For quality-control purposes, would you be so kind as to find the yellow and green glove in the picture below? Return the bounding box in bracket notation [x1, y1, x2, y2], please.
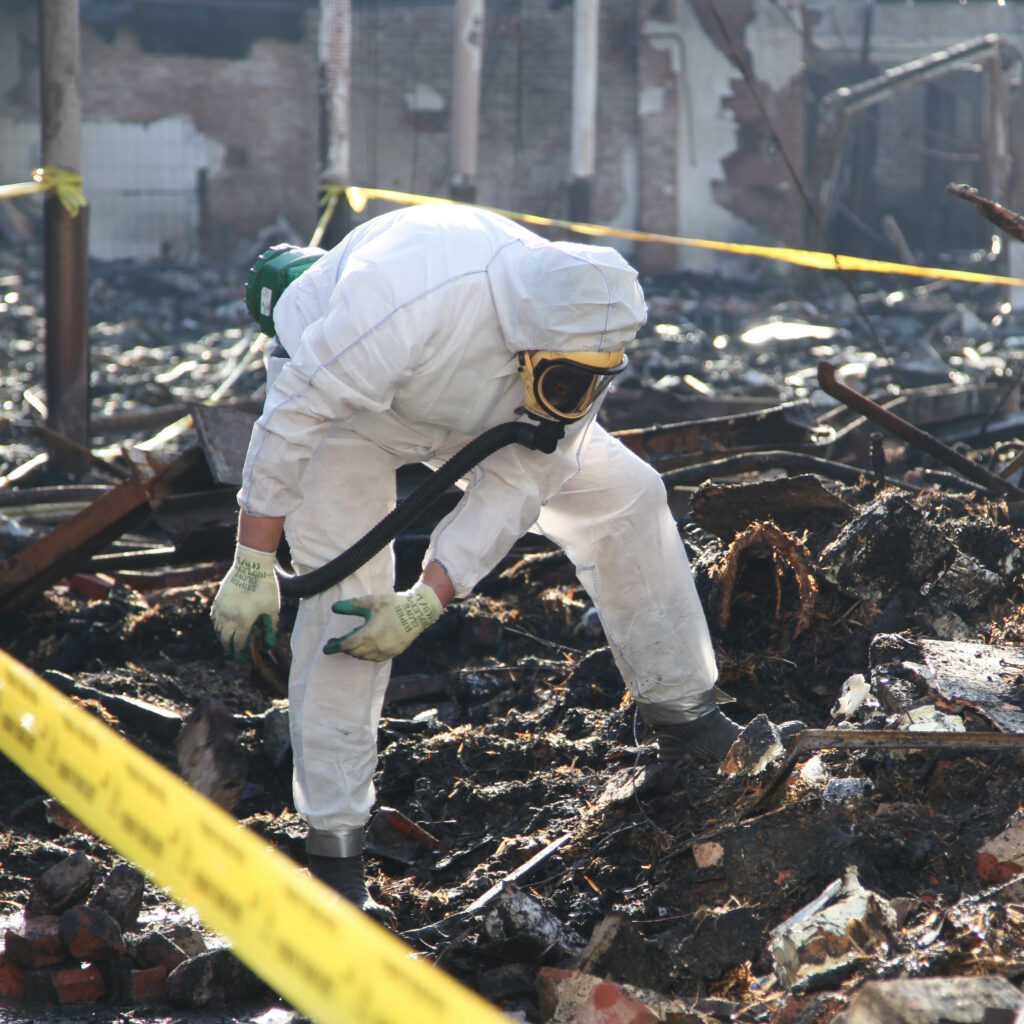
[210, 544, 280, 662]
[325, 581, 443, 661]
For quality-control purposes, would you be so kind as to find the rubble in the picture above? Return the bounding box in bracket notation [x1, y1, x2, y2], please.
[0, 851, 255, 1013]
[4, 232, 1024, 1024]
[719, 713, 785, 776]
[977, 811, 1024, 885]
[831, 976, 1023, 1024]
[768, 865, 897, 992]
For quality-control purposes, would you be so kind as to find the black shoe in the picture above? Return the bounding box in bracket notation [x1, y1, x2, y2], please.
[308, 854, 395, 927]
[646, 707, 742, 765]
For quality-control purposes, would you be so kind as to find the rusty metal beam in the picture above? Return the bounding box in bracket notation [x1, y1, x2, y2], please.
[822, 34, 1006, 120]
[661, 450, 871, 489]
[0, 448, 210, 615]
[747, 728, 1024, 817]
[0, 477, 151, 615]
[613, 400, 824, 470]
[819, 378, 1020, 460]
[817, 361, 1024, 500]
[948, 183, 1024, 245]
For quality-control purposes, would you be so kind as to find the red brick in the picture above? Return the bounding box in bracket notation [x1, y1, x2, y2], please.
[22, 963, 106, 1004]
[3, 915, 66, 968]
[65, 572, 116, 600]
[90, 864, 146, 931]
[538, 966, 575, 1019]
[25, 851, 98, 918]
[130, 965, 168, 1003]
[976, 849, 1024, 885]
[0, 955, 25, 998]
[579, 980, 660, 1024]
[976, 814, 1024, 884]
[130, 929, 188, 971]
[537, 967, 660, 1024]
[59, 905, 126, 961]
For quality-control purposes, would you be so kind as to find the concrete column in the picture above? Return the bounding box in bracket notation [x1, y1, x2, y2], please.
[450, 0, 484, 203]
[569, 0, 600, 223]
[638, 8, 683, 272]
[319, 0, 352, 246]
[40, 0, 89, 472]
[1010, 242, 1024, 312]
[984, 48, 1010, 204]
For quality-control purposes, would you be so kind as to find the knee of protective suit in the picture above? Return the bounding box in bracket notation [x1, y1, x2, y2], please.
[624, 456, 670, 515]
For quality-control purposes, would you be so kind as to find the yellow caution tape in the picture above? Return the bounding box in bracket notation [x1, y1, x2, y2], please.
[311, 184, 342, 248]
[0, 649, 509, 1024]
[0, 167, 87, 217]
[329, 184, 1024, 288]
[0, 180, 42, 201]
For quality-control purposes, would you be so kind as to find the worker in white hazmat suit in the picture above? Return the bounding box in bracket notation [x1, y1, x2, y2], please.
[211, 202, 741, 922]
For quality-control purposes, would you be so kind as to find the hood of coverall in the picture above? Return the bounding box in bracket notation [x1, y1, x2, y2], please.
[487, 239, 648, 356]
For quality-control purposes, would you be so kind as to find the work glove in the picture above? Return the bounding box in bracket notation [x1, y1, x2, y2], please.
[211, 544, 280, 662]
[324, 582, 443, 662]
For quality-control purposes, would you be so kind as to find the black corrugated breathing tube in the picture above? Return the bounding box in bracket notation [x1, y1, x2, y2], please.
[276, 418, 565, 598]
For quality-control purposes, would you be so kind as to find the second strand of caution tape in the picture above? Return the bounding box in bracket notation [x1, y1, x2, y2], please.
[0, 649, 509, 1024]
[331, 184, 1024, 288]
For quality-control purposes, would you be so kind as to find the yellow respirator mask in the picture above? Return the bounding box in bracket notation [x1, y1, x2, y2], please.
[516, 348, 628, 422]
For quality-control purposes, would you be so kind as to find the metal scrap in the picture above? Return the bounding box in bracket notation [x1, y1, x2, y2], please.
[0, 447, 214, 615]
[613, 399, 825, 471]
[817, 360, 1024, 500]
[747, 729, 1024, 816]
[948, 183, 1024, 244]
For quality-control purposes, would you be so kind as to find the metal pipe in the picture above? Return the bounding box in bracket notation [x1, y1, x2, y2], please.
[748, 728, 1024, 816]
[817, 361, 1024, 500]
[660, 450, 878, 489]
[40, 0, 89, 473]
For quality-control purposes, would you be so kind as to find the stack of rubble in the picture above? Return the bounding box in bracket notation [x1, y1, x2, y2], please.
[5, 207, 1024, 1023]
[0, 850, 269, 1013]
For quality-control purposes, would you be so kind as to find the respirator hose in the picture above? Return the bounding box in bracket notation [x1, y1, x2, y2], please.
[277, 418, 564, 598]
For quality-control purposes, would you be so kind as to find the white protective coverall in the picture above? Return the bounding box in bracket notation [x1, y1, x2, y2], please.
[237, 203, 718, 856]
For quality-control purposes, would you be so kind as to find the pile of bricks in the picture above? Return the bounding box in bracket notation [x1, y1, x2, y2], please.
[0, 850, 203, 1007]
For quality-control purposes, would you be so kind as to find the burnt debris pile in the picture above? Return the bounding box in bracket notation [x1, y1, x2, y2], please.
[3, 235, 1024, 1023]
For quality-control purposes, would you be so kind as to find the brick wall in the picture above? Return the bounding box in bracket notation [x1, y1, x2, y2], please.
[0, 2, 321, 261]
[78, 10, 322, 259]
[1, 0, 1021, 273]
[349, 1, 640, 229]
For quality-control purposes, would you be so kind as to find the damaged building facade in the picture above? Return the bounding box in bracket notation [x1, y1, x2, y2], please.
[1, 0, 1024, 276]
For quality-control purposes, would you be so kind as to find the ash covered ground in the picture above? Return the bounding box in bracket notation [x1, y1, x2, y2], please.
[3, 238, 1024, 1023]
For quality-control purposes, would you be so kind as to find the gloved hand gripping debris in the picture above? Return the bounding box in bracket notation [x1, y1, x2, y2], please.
[325, 581, 443, 662]
[211, 544, 280, 661]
